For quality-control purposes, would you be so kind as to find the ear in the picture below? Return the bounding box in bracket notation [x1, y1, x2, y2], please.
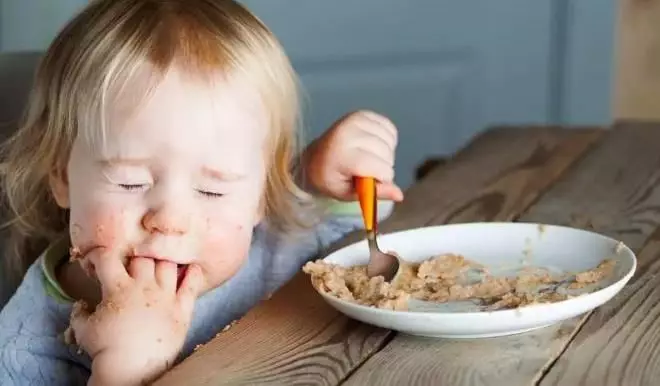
[49, 166, 70, 209]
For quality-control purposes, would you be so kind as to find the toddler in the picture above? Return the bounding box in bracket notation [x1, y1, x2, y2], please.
[0, 0, 402, 385]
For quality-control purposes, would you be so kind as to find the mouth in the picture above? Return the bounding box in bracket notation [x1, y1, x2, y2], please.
[177, 264, 188, 288]
[123, 254, 190, 288]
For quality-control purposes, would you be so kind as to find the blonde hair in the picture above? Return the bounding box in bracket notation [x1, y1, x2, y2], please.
[0, 0, 318, 280]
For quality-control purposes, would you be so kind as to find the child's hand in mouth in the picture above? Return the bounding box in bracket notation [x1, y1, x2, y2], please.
[72, 245, 194, 291]
[66, 247, 204, 384]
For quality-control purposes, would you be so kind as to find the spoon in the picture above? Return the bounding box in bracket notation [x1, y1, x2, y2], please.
[354, 176, 402, 282]
[354, 177, 486, 312]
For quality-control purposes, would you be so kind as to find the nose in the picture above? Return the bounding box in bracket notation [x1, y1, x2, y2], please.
[141, 205, 190, 235]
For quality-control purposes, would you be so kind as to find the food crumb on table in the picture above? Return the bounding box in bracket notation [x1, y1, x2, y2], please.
[215, 320, 238, 338]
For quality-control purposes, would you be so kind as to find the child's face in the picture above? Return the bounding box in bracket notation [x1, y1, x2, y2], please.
[51, 66, 269, 295]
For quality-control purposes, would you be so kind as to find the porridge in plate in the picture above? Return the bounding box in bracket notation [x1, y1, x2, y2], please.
[302, 253, 616, 311]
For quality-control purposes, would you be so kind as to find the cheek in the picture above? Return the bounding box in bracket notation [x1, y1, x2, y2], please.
[200, 221, 253, 287]
[206, 223, 250, 253]
[67, 168, 140, 250]
[69, 204, 131, 250]
[225, 184, 264, 220]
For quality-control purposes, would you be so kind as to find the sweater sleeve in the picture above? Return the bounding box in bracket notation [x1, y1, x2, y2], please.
[0, 258, 91, 386]
[259, 200, 370, 294]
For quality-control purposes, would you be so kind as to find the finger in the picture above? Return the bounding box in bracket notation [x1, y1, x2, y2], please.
[352, 126, 396, 156]
[86, 248, 131, 295]
[349, 117, 397, 153]
[177, 264, 204, 316]
[128, 257, 156, 282]
[356, 111, 398, 147]
[376, 181, 404, 202]
[73, 244, 102, 277]
[155, 260, 178, 292]
[347, 150, 395, 183]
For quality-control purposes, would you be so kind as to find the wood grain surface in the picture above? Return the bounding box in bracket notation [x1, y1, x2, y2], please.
[539, 228, 660, 386]
[154, 126, 603, 386]
[534, 124, 660, 385]
[345, 123, 660, 386]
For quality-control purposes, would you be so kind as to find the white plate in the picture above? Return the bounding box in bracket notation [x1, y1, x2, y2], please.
[313, 222, 637, 338]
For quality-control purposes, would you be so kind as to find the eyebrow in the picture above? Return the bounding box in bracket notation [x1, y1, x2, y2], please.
[201, 166, 246, 181]
[97, 157, 151, 167]
[97, 158, 245, 181]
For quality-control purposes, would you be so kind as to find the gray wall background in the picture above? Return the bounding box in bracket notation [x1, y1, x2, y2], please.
[1, 0, 89, 51]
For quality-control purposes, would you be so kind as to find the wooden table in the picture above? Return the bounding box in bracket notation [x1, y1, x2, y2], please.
[156, 122, 660, 385]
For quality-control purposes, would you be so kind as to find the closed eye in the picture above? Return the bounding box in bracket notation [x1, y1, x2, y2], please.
[197, 190, 224, 198]
[119, 184, 147, 191]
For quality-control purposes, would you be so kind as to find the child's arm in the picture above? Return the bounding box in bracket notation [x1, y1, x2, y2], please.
[261, 207, 366, 293]
[0, 261, 91, 386]
[264, 110, 401, 292]
[297, 110, 403, 204]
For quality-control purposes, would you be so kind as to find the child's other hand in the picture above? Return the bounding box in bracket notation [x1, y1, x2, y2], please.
[69, 249, 203, 385]
[303, 110, 404, 202]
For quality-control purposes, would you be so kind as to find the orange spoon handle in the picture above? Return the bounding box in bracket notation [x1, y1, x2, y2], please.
[355, 176, 377, 233]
